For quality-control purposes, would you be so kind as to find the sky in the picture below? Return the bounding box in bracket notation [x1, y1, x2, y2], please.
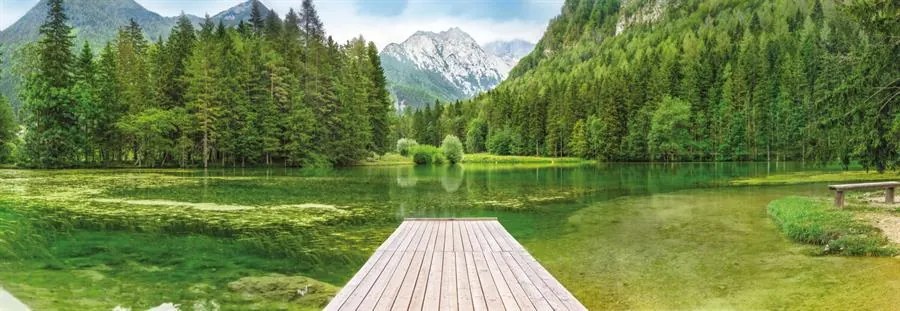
[0, 0, 564, 48]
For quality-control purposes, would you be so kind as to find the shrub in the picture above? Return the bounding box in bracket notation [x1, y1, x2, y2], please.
[441, 135, 464, 164]
[767, 196, 897, 256]
[410, 145, 443, 165]
[396, 138, 418, 156]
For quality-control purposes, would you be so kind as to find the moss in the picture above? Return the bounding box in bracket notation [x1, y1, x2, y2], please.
[227, 274, 338, 309]
[767, 196, 897, 256]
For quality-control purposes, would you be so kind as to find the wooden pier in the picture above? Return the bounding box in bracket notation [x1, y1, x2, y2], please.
[325, 218, 586, 310]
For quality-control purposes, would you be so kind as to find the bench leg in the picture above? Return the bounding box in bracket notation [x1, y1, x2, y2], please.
[835, 191, 844, 208]
[887, 187, 895, 204]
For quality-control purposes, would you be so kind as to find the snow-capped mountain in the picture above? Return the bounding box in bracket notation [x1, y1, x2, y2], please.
[483, 39, 536, 67]
[380, 28, 530, 110]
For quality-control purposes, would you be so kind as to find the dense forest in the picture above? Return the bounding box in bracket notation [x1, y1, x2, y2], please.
[401, 0, 898, 171]
[3, 0, 392, 168]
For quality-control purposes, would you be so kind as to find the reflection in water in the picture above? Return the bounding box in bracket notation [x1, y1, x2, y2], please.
[395, 166, 417, 188]
[440, 165, 464, 193]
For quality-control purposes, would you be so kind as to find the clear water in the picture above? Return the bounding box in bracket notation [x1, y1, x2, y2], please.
[1, 163, 898, 309]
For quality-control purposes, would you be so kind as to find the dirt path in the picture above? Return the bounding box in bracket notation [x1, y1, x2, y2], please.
[858, 212, 900, 244]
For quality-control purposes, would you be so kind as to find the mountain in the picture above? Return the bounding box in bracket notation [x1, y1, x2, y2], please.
[483, 39, 535, 67]
[0, 0, 177, 53]
[0, 0, 268, 112]
[380, 28, 516, 110]
[213, 0, 267, 27]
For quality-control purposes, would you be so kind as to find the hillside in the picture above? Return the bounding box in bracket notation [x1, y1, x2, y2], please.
[464, 0, 898, 169]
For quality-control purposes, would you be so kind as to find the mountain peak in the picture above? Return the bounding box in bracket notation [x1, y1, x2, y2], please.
[213, 0, 270, 26]
[380, 28, 522, 110]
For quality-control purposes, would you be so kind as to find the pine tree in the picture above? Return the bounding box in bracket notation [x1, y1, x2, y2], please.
[185, 17, 220, 168]
[159, 14, 195, 108]
[249, 0, 265, 34]
[73, 41, 97, 162]
[568, 119, 588, 158]
[95, 43, 123, 163]
[366, 42, 393, 153]
[300, 0, 325, 41]
[22, 0, 80, 167]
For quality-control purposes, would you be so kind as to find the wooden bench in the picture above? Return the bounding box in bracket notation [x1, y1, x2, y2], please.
[828, 181, 899, 208]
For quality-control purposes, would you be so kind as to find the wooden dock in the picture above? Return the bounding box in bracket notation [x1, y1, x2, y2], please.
[325, 218, 586, 310]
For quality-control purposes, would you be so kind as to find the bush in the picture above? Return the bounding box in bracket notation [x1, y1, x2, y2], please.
[767, 196, 897, 256]
[441, 135, 464, 164]
[410, 145, 444, 165]
[396, 138, 418, 156]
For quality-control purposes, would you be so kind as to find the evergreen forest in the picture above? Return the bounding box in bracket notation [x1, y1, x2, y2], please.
[3, 0, 392, 168]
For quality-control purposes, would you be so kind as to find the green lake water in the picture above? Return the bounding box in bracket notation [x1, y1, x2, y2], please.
[0, 163, 898, 310]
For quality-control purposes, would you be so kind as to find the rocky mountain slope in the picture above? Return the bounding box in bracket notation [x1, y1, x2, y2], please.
[380, 28, 532, 110]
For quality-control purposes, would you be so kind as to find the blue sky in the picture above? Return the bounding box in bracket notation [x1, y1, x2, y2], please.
[0, 0, 564, 48]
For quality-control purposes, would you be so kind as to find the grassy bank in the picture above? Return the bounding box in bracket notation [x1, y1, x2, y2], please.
[767, 196, 897, 256]
[733, 170, 900, 186]
[357, 152, 591, 166]
[462, 153, 589, 164]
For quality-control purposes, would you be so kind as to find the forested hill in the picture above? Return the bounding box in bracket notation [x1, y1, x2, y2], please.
[465, 0, 898, 170]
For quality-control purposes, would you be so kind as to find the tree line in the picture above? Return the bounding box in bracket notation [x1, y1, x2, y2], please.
[399, 0, 898, 171]
[8, 0, 392, 168]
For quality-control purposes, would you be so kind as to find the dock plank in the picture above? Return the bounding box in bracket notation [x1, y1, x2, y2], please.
[325, 219, 586, 310]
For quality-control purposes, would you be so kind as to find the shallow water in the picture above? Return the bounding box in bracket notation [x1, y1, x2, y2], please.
[1, 163, 899, 309]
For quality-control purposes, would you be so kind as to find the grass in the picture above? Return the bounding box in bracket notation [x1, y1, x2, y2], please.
[732, 170, 900, 186]
[766, 196, 897, 256]
[462, 153, 589, 164]
[355, 153, 413, 166]
[356, 152, 591, 166]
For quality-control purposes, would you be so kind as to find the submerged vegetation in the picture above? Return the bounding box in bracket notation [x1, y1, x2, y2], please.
[732, 170, 900, 186]
[1, 164, 900, 309]
[767, 196, 897, 256]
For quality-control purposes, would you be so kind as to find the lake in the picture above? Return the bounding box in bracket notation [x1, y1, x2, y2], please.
[0, 163, 898, 309]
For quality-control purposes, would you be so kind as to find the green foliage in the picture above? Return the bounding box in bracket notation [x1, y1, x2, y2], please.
[767, 196, 897, 256]
[568, 119, 588, 158]
[465, 118, 488, 153]
[441, 135, 464, 164]
[13, 0, 392, 168]
[487, 128, 523, 156]
[410, 144, 444, 165]
[396, 138, 418, 156]
[0, 96, 15, 164]
[648, 97, 693, 161]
